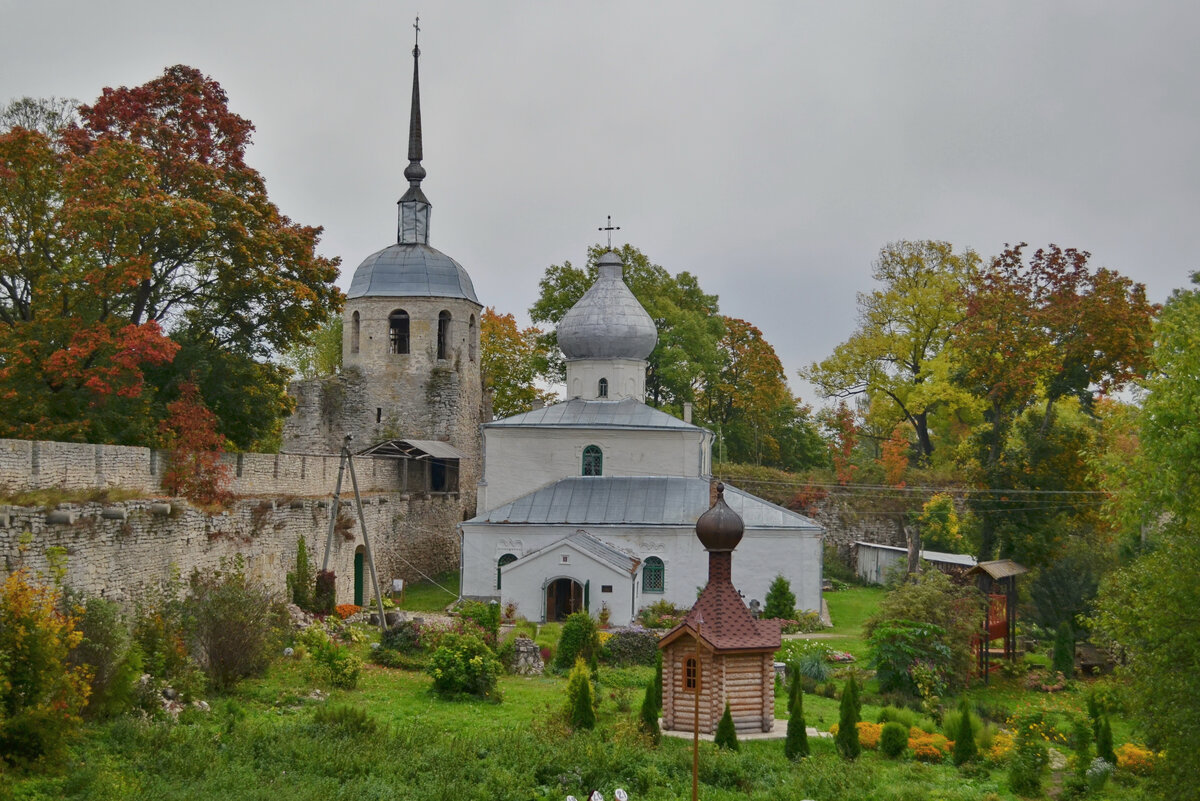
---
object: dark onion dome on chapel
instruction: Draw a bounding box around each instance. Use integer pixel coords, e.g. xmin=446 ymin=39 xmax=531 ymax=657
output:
xmin=346 ymin=27 xmax=478 ymax=304
xmin=695 ymin=483 xmax=744 ymax=552
xmin=556 ymin=250 xmax=657 ymax=360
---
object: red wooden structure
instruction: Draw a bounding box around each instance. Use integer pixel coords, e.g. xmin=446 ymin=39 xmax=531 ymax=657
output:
xmin=966 ymin=559 xmax=1028 ymax=683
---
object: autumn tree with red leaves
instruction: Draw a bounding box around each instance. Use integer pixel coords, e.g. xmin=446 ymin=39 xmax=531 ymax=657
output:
xmin=159 ymin=381 xmax=231 ymax=505
xmin=0 ymin=69 xmax=342 ymax=448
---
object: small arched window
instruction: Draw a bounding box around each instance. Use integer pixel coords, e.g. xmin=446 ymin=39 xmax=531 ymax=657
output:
xmin=351 ymin=311 xmax=360 ymax=354
xmin=497 ymin=552 xmax=517 ymax=590
xmin=684 ymin=656 xmax=697 ymax=690
xmin=597 ymin=377 xmax=608 ymax=398
xmin=437 ymin=310 xmax=451 ymax=360
xmin=582 ymin=445 xmax=603 ymax=476
xmin=469 ymin=315 xmax=477 ymax=363
xmin=389 ymin=309 xmax=410 ymax=354
xmin=643 ymin=556 xmax=665 ymax=593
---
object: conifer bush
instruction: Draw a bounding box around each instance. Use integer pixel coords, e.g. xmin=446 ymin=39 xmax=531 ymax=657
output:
xmin=1052 ymin=621 xmax=1075 ymax=677
xmin=1096 ymin=715 xmax=1116 ymax=765
xmin=763 ymin=574 xmax=796 ymax=620
xmin=1008 ymin=712 xmax=1050 ymax=795
xmin=785 ymin=668 xmax=809 ymax=760
xmin=952 ymin=697 xmax=978 ymax=765
xmin=714 ymin=701 xmax=739 ymax=751
xmin=288 ymin=537 xmax=313 ymax=610
xmin=313 ymin=570 xmax=336 ymax=615
xmin=640 ymin=678 xmax=660 ymax=742
xmin=880 ymin=721 xmax=909 ymax=758
xmin=836 ymin=676 xmax=861 ymax=760
xmin=565 ymin=657 xmax=596 ymax=730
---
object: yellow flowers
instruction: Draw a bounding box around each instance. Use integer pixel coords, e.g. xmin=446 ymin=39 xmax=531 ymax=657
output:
xmin=1115 ymin=743 xmax=1158 ymax=776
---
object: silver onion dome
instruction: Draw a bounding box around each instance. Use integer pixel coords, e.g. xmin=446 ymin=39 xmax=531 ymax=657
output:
xmin=556 ymin=251 xmax=657 ymax=360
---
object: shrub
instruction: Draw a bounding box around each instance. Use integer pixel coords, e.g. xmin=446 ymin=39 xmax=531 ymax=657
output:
xmin=785 ymin=669 xmax=809 ymax=760
xmin=0 ymin=568 xmax=91 ymax=768
xmin=780 ymin=610 xmax=823 ymax=634
xmin=638 ymin=599 xmax=685 ymax=629
xmin=868 ymin=619 xmax=952 ymax=698
xmin=68 ymin=594 xmax=140 ymax=718
xmin=823 ymin=543 xmax=857 ymax=585
xmin=864 ymin=569 xmax=983 ymax=693
xmin=910 ymin=732 xmax=951 ymax=762
xmin=565 ymin=658 xmax=596 ymax=730
xmin=313 ymin=570 xmax=336 ymax=615
xmin=836 ymin=677 xmax=861 ymax=760
xmin=763 ymin=574 xmax=796 ymax=620
xmin=714 ymin=701 xmax=739 ymax=751
xmin=184 ymin=557 xmax=286 ymax=691
xmin=288 ymin=537 xmax=313 ymax=610
xmin=553 ymin=612 xmax=601 ymax=673
xmin=1086 ymin=756 xmax=1113 ymax=790
xmin=857 ymin=721 xmax=882 ymax=749
xmin=639 ymin=678 xmax=660 ymax=741
xmin=602 ymin=628 xmax=659 ymax=666
xmin=1009 ymin=712 xmax=1050 ymax=795
xmin=987 ymin=731 xmax=1014 ymax=765
xmin=877 ymin=705 xmax=924 ymax=729
xmin=1115 ymin=743 xmax=1157 ymax=776
xmin=427 ymin=633 xmax=500 ymax=699
xmin=456 ymin=600 xmax=500 ymax=647
xmin=312 ymin=640 xmax=362 ymax=689
xmin=380 ymin=619 xmax=422 ymax=654
xmin=312 ymin=703 xmax=380 ymax=737
xmin=951 ymin=697 xmax=978 ymax=765
xmin=1052 ymin=621 xmax=1075 ymax=677
xmin=335 ymin=603 xmax=360 ymax=620
xmin=880 ymin=721 xmax=908 ymax=758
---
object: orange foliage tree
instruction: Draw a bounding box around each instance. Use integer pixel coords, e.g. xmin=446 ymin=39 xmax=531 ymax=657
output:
xmin=159 ymin=381 xmax=231 ymax=504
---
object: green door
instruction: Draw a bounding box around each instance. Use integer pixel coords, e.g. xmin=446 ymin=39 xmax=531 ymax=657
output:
xmin=354 ymin=549 xmax=364 ymax=606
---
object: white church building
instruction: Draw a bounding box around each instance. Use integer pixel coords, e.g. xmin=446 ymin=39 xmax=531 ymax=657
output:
xmin=460 ymin=250 xmax=824 ymax=625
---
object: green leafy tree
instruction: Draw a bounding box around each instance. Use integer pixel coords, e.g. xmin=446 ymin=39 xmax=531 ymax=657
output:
xmin=1093 ymin=273 xmax=1200 ymax=794
xmin=762 ymin=574 xmax=796 ymax=620
xmin=916 ymin=492 xmax=964 ymax=553
xmin=803 ymin=240 xmax=980 ymax=461
xmin=836 ymin=676 xmax=861 ymax=760
xmin=281 ymin=316 xmax=343 ymax=380
xmin=785 ymin=667 xmax=809 ymax=760
xmin=479 ymin=307 xmax=555 ymax=418
xmin=714 ymin=701 xmax=739 ymax=750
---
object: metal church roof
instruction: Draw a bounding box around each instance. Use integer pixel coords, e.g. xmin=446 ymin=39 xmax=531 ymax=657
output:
xmin=346 ymin=243 xmax=479 ymax=302
xmin=486 ymin=397 xmax=701 ymax=430
xmin=467 ymin=476 xmax=822 ymax=530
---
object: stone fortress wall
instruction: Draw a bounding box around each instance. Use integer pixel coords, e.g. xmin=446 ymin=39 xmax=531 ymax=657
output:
xmin=0 ymin=437 xmax=463 ymax=606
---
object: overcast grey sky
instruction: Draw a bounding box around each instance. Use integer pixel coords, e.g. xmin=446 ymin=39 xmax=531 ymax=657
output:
xmin=2 ymin=1 xmax=1197 ymax=404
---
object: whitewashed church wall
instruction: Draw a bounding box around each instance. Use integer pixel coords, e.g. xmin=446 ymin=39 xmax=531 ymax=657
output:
xmin=499 ymin=548 xmax=636 ymax=625
xmin=477 ymin=428 xmax=709 ymax=513
xmin=564 ymin=358 xmax=647 ymax=401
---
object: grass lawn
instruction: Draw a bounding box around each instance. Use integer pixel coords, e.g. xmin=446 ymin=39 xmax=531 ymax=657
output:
xmin=395 ymin=569 xmax=459 ymax=612
xmin=816 ymin=584 xmax=885 ymax=661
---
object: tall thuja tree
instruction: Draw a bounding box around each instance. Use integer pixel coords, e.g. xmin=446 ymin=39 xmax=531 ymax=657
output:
xmin=954 ymin=244 xmax=1155 ymax=559
xmin=785 ymin=666 xmax=809 ymax=760
xmin=1094 ymin=273 xmax=1200 ymax=794
xmin=836 ymin=676 xmax=861 ymax=759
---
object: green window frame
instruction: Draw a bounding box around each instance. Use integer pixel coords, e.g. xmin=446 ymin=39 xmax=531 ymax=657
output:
xmin=582 ymin=445 xmax=603 ymax=476
xmin=643 ymin=556 xmax=665 ymax=593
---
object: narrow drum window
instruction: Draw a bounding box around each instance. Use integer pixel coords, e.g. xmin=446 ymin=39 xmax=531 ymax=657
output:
xmin=351 ymin=311 xmax=360 ymax=354
xmin=582 ymin=445 xmax=603 ymax=476
xmin=685 ymin=656 xmax=697 ymax=690
xmin=437 ymin=310 xmax=451 ymax=360
xmin=389 ymin=309 xmax=410 ymax=354
xmin=597 ymin=377 xmax=608 ymax=398
xmin=497 ymin=553 xmax=517 ymax=590
xmin=468 ymin=315 xmax=477 ymax=363
xmin=643 ymin=556 xmax=665 ymax=593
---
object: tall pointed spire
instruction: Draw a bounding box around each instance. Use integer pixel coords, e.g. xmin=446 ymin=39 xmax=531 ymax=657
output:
xmin=398 ymin=16 xmax=431 ymax=244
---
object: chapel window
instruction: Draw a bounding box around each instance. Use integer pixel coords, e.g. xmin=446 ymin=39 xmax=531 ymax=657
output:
xmin=643 ymin=556 xmax=665 ymax=593
xmin=597 ymin=377 xmax=608 ymax=398
xmin=351 ymin=311 xmax=360 ymax=354
xmin=684 ymin=656 xmax=697 ymax=690
xmin=497 ymin=553 xmax=517 ymax=590
xmin=582 ymin=445 xmax=603 ymax=477
xmin=389 ymin=310 xmax=410 ymax=354
xmin=437 ymin=311 xmax=451 ymax=360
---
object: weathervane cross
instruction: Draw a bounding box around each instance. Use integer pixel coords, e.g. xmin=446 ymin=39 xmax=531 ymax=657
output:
xmin=598 ymin=215 xmax=620 ymax=249
xmin=413 ymin=15 xmax=420 ymax=55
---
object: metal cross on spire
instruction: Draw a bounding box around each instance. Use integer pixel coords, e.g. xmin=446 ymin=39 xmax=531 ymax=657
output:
xmin=413 ymin=15 xmax=420 ymax=56
xmin=598 ymin=215 xmax=620 ymax=249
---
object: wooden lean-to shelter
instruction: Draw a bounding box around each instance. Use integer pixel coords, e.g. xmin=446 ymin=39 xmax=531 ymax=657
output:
xmin=967 ymin=559 xmax=1028 ymax=682
xmin=658 ymin=483 xmax=782 ymax=734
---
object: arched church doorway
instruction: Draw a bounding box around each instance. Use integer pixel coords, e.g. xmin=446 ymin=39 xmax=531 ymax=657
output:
xmin=354 ymin=547 xmax=365 ymax=606
xmin=545 ymin=577 xmax=584 ymax=622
